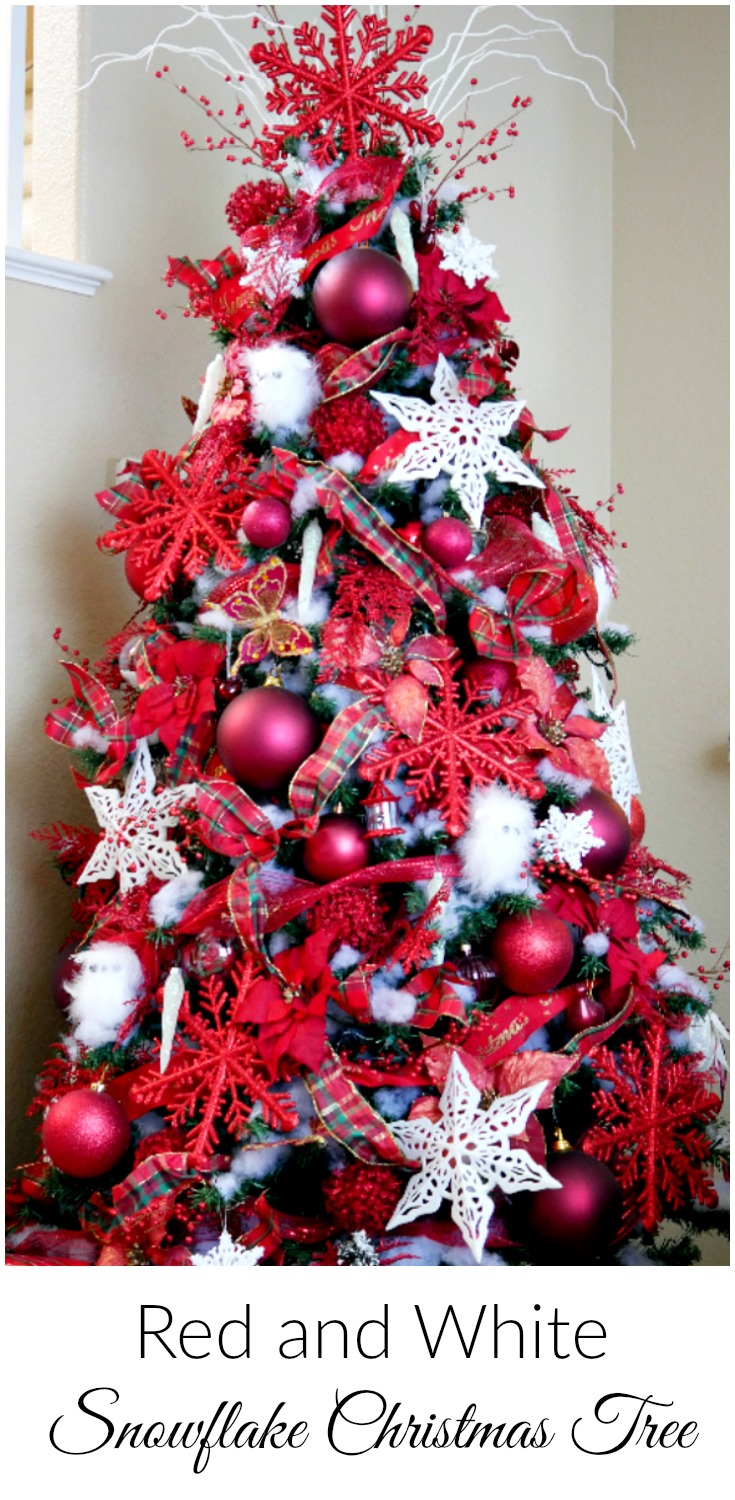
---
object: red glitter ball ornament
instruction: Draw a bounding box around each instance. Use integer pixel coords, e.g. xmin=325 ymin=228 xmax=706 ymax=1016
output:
xmin=124 ymin=541 xmax=153 ymax=598
xmin=42 ymin=1089 xmax=131 ymax=1178
xmin=216 ymin=685 xmax=321 ymax=793
xmin=323 ymin=1162 xmax=405 ymax=1233
xmin=242 ymin=496 xmax=291 ymax=549
xmin=422 ymin=517 xmax=473 ymax=569
xmin=312 ymin=248 xmax=413 ymax=347
xmin=397 ymin=520 xmax=423 ymax=547
xmin=514 ymin=1146 xmax=621 ymax=1261
xmin=490 ymin=910 xmax=574 ymax=995
xmin=461 ymin=657 xmax=512 ymax=700
xmin=303 ymin=814 xmax=370 ymax=883
xmin=574 ymin=788 xmax=631 ymax=878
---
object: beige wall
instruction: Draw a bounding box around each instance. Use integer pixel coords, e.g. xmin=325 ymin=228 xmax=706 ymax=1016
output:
xmin=6 ymin=5 xmax=728 ymax=1263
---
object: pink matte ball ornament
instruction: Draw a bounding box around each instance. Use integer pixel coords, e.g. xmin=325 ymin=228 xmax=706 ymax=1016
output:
xmin=242 ymin=496 xmax=291 ymax=549
xmin=216 ymin=685 xmax=321 ymax=794
xmin=422 ymin=517 xmax=473 ymax=569
xmin=312 ymin=248 xmax=414 ymax=348
xmin=42 ymin=1089 xmax=131 ymax=1178
xmin=490 ymin=910 xmax=574 ymax=995
xmin=515 ymin=1148 xmax=622 ymax=1261
xmin=574 ymin=788 xmax=631 ymax=878
xmin=303 ymin=814 xmax=370 ymax=883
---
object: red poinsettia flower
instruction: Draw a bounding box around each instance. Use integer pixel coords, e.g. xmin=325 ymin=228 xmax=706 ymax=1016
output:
xmin=516 ymin=656 xmax=610 ymax=786
xmin=348 ymin=618 xmax=455 ymax=742
xmin=233 ymin=930 xmax=336 ymax=1079
xmin=409 ymin=246 xmax=509 ymax=363
xmin=132 ymin=638 xmax=223 ymax=752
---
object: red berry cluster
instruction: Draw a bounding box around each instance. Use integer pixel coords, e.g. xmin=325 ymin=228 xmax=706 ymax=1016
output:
xmin=323 ymin=1162 xmax=404 ymax=1233
xmin=312 ymin=390 xmax=387 ymax=463
xmin=226 ymin=179 xmax=291 ymax=239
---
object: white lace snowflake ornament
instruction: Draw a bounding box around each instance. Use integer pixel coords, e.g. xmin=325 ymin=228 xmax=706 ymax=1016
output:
xmin=373 ymin=355 xmax=544 ymax=528
xmin=191 ymin=1230 xmax=264 ymax=1268
xmin=436 ymin=223 xmax=499 ymax=288
xmin=386 ymin=1051 xmax=560 ymax=1262
xmin=535 ymin=804 xmax=605 ymax=872
xmin=590 ymin=668 xmax=641 ymax=815
xmin=78 ymin=740 xmax=196 ymax=894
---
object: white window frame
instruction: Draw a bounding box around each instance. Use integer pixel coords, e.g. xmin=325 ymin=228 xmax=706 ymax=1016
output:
xmin=5 ymin=5 xmax=112 ymax=295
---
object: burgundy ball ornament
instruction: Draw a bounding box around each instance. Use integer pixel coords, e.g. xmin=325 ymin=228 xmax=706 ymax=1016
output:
xmin=574 ymin=788 xmax=631 ymax=878
xmin=566 ymin=985 xmax=606 ymax=1036
xmin=515 ymin=1143 xmax=622 ymax=1261
xmin=312 ymin=248 xmax=414 ymax=348
xmin=42 ymin=1089 xmax=131 ymax=1178
xmin=490 ymin=910 xmax=574 ymax=995
xmin=216 ymin=685 xmax=321 ymax=794
xmin=422 ymin=517 xmax=473 ymax=569
xmin=214 ymin=672 xmax=243 ymax=707
xmin=242 ymin=496 xmax=291 ymax=549
xmin=303 ymin=814 xmax=370 ymax=883
xmin=51 ymin=944 xmax=79 ymax=1013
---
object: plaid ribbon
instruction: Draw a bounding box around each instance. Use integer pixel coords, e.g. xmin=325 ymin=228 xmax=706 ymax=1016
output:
xmin=336 ymin=967 xmax=375 ymax=1023
xmin=196 ymin=776 xmax=279 ymax=860
xmin=110 ymin=1152 xmax=195 ymax=1221
xmin=289 ymin=699 xmax=384 ymax=821
xmin=321 ymin=328 xmax=408 ymax=402
xmin=406 ymin=967 xmax=468 ymax=1029
xmin=165 ymin=716 xmax=215 ymax=786
xmin=45 ymin=661 xmax=134 ymax=783
xmin=305 ymin=1046 xmax=409 ymax=1165
xmin=228 ymin=861 xmax=270 ymax=957
xmin=276 ymin=453 xmax=447 ymax=625
xmin=542 ymin=486 xmax=592 ymax=573
xmin=506 ymin=561 xmax=593 ymax=633
xmin=468 ymin=603 xmax=528 ymax=663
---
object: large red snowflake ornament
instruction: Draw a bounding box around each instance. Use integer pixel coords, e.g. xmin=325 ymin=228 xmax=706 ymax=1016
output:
xmin=583 ymin=1026 xmax=721 ymax=1232
xmin=251 ymin=6 xmax=443 ymax=166
xmin=134 ymin=969 xmax=299 ymax=1164
xmin=360 ymin=655 xmax=544 ymax=837
xmin=97 ymin=436 xmax=253 ymax=601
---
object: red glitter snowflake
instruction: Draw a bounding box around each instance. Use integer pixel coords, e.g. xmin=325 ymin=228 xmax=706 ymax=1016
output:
xmin=360 ymin=656 xmax=543 ymax=836
xmin=135 ymin=969 xmax=299 ymax=1164
xmin=584 ymin=1026 xmax=721 ymax=1232
xmin=251 ymin=6 xmax=443 ymax=166
xmin=97 ymin=435 xmax=254 ymax=601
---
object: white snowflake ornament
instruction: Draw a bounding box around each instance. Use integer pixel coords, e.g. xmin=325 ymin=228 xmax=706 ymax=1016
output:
xmin=191 ymin=1230 xmax=264 ymax=1268
xmin=535 ymin=804 xmax=605 ymax=872
xmin=78 ymin=741 xmax=196 ymax=894
xmin=436 ymin=223 xmax=499 ymax=288
xmin=590 ymin=668 xmax=641 ymax=816
xmin=373 ymin=355 xmax=544 ymax=529
xmin=386 ymin=1051 xmax=560 ymax=1262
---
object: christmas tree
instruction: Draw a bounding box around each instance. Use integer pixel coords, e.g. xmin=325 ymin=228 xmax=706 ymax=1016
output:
xmin=7 ymin=6 xmax=728 ymax=1268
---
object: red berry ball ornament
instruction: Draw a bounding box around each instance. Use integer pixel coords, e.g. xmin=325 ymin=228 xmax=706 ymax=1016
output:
xmin=323 ymin=1162 xmax=405 ymax=1233
xmin=574 ymin=788 xmax=631 ymax=878
xmin=42 ymin=1089 xmax=131 ymax=1178
xmin=242 ymin=496 xmax=291 ymax=549
xmin=422 ymin=517 xmax=473 ymax=569
xmin=216 ymin=685 xmax=321 ymax=794
xmin=491 ymin=910 xmax=574 ymax=995
xmin=303 ymin=814 xmax=370 ymax=883
xmin=312 ymin=248 xmax=414 ymax=347
xmin=515 ymin=1139 xmax=621 ymax=1261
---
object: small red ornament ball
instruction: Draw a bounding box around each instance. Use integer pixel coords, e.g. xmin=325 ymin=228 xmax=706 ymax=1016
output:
xmin=312 ymin=248 xmax=414 ymax=348
xmin=42 ymin=1090 xmax=131 ymax=1178
xmin=216 ymin=685 xmax=321 ymax=794
xmin=491 ymin=910 xmax=574 ymax=995
xmin=242 ymin=496 xmax=291 ymax=549
xmin=303 ymin=814 xmax=370 ymax=883
xmin=515 ymin=1150 xmax=622 ymax=1261
xmin=124 ymin=543 xmax=151 ymax=598
xmin=422 ymin=517 xmax=473 ymax=569
xmin=51 ymin=945 xmax=79 ymax=1013
xmin=397 ymin=519 xmax=423 ymax=547
xmin=462 ymin=657 xmax=512 ymax=700
xmin=574 ymin=788 xmax=631 ymax=878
